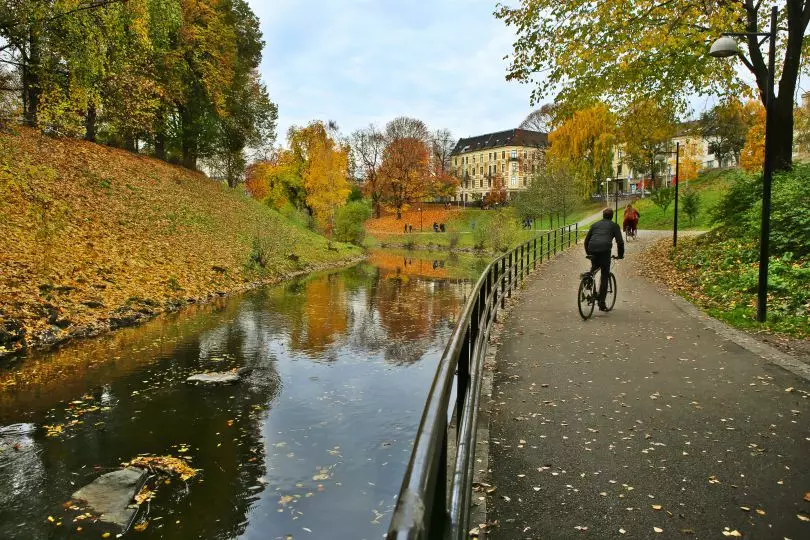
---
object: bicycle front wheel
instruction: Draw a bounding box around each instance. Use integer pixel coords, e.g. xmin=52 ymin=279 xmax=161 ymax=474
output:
xmin=604 ymin=272 xmax=618 ymax=311
xmin=577 ymin=277 xmax=595 ymax=320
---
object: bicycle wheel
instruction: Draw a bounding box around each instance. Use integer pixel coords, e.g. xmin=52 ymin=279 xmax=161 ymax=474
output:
xmin=604 ymin=272 xmax=618 ymax=311
xmin=577 ymin=276 xmax=595 ymax=320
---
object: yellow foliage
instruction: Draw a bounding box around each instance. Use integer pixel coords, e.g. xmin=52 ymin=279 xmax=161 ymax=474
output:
xmin=303 ymin=139 xmax=350 ymax=235
xmin=547 ymin=103 xmax=616 ymax=198
xmin=677 ymin=140 xmax=701 ymax=182
xmin=740 ymin=103 xmax=766 ymax=172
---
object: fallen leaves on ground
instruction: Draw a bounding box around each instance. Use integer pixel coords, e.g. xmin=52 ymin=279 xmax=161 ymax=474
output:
xmin=124 ymin=455 xmax=198 ymax=481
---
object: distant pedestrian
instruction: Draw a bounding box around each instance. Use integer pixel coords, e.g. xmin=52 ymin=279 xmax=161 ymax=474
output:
xmin=433 ymin=222 xmax=439 ymax=232
xmin=404 ymin=223 xmax=408 ymax=233
xmin=439 ymin=223 xmax=446 ymax=232
xmin=409 ymin=224 xmax=413 ymax=233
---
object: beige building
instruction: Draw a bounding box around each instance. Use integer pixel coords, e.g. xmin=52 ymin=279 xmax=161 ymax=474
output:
xmin=610 ymin=123 xmax=723 ymax=194
xmin=450 ymin=129 xmax=547 ymax=203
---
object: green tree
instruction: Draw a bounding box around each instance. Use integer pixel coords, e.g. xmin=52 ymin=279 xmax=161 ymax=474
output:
xmin=496 ymin=0 xmax=810 ymax=171
xmin=334 ymin=200 xmax=372 ymax=245
xmin=620 ymin=99 xmax=677 ymax=188
xmin=681 ymin=186 xmax=701 ymax=224
xmin=651 ymin=187 xmax=674 ymax=214
xmin=700 ymin=99 xmax=755 ymax=167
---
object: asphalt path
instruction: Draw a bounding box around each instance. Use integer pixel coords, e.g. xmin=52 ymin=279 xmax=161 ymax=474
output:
xmin=486 ymin=233 xmax=810 ymax=539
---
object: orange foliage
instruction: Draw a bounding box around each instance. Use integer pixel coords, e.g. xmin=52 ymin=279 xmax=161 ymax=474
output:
xmin=367 ymin=252 xmax=451 ymax=279
xmin=379 ymin=137 xmax=431 ymax=217
xmin=365 ymin=207 xmax=461 ymax=234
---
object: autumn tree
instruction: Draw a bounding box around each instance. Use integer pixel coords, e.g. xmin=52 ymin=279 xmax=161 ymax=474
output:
xmin=483 ymin=175 xmax=507 ymax=207
xmin=546 ymin=103 xmax=615 ymax=198
xmin=741 ymin=103 xmax=766 ymax=172
xmin=620 ymin=99 xmax=677 ymax=188
xmin=677 ymin=140 xmax=702 ymax=183
xmin=379 ymin=137 xmax=430 ymax=219
xmin=496 ymin=0 xmax=809 ymax=171
xmin=350 ymin=124 xmax=386 ymax=217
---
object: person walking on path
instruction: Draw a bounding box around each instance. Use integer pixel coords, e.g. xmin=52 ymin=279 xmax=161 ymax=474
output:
xmin=584 ymin=208 xmax=624 ymax=310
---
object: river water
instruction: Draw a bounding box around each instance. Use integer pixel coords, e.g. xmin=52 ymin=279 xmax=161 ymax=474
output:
xmin=0 ymin=250 xmax=488 ymax=540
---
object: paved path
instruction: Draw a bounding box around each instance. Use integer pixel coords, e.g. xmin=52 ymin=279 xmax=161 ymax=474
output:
xmin=484 ymin=233 xmax=810 ymax=539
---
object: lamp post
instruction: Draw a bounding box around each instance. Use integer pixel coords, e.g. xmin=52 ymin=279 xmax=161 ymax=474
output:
xmin=656 ymin=141 xmax=681 ymax=247
xmin=709 ymin=5 xmax=776 ymax=323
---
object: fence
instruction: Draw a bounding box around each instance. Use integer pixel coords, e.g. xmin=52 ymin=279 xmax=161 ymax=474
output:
xmin=387 ymin=223 xmax=579 ymax=539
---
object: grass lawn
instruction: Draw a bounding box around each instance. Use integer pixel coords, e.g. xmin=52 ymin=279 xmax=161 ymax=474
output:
xmin=632 ymin=168 xmax=735 ymax=230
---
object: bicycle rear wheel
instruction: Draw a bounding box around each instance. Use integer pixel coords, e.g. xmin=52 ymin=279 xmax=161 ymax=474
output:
xmin=604 ymin=272 xmax=618 ymax=311
xmin=577 ymin=276 xmax=595 ymax=319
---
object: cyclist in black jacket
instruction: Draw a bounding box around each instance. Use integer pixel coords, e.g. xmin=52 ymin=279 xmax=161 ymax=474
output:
xmin=584 ymin=208 xmax=625 ymax=311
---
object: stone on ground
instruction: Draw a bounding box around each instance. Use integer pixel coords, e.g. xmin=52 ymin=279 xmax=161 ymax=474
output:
xmin=186 ymin=371 xmax=240 ymax=384
xmin=71 ymin=467 xmax=146 ymax=528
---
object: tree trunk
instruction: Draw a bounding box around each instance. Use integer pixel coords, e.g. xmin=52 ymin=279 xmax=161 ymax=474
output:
xmin=771 ymin=94 xmax=794 ymax=171
xmin=179 ymin=105 xmax=197 ymax=170
xmin=84 ymin=103 xmax=97 ymax=142
xmin=155 ymin=132 xmax=166 ymax=160
xmin=23 ymin=28 xmax=40 ymax=126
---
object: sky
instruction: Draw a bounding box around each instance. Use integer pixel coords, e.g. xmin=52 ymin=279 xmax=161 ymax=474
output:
xmin=248 ymin=0 xmax=537 ymax=143
xmin=247 ymin=0 xmax=808 ymax=147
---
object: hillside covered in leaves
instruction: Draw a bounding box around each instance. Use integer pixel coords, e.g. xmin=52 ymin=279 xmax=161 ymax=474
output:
xmin=0 ymin=128 xmax=361 ymax=356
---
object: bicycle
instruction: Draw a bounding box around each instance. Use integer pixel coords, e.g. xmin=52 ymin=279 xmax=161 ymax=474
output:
xmin=577 ymin=255 xmax=618 ymax=320
xmin=623 ymin=219 xmax=638 ymax=241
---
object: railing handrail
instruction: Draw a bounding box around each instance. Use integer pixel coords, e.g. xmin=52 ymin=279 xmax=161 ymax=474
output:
xmin=387 ymin=223 xmax=579 ymax=539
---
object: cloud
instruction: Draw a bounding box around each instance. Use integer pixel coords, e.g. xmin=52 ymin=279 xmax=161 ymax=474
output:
xmin=247 ymin=0 xmax=536 ymax=143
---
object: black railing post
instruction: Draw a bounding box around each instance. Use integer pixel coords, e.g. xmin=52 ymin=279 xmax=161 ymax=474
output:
xmin=500 ymin=257 xmax=506 ymax=309
xmin=554 ymin=228 xmax=557 ymax=254
xmin=575 ymin=222 xmax=579 ymax=244
xmin=546 ymin=232 xmax=551 ymax=261
xmin=533 ymin=238 xmax=537 ymax=270
xmin=519 ymin=244 xmax=524 ymax=281
xmin=492 ymin=263 xmax=498 ymax=323
xmin=507 ymin=251 xmax=512 ymax=298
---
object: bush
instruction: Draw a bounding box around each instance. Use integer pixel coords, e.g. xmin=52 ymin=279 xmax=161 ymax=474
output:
xmin=334 ymin=200 xmax=372 ymax=245
xmin=476 ymin=210 xmax=520 ymax=253
xmin=711 ymin=165 xmax=810 ymax=256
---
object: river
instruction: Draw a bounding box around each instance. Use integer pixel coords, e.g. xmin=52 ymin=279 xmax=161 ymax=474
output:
xmin=0 ymin=250 xmax=489 ymax=540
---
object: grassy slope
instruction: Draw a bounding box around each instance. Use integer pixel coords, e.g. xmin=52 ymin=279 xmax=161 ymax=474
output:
xmin=0 ymin=128 xmax=361 ymax=353
xmin=632 ymin=169 xmax=734 ymax=230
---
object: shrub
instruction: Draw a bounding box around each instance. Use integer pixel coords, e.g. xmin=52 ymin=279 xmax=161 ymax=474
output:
xmin=681 ymin=187 xmax=701 ymax=225
xmin=650 ymin=187 xmax=674 ymax=213
xmin=448 ymin=230 xmax=460 ymax=248
xmin=474 ymin=210 xmax=521 ymax=253
xmin=334 ymin=200 xmax=372 ymax=245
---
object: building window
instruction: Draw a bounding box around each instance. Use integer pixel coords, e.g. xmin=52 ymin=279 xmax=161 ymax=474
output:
xmin=473 ymin=156 xmax=476 ymax=164
xmin=489 ymin=152 xmax=492 ymax=160
xmin=502 ymin=151 xmax=505 ymax=159
xmin=511 ymin=162 xmax=518 ymax=173
xmin=510 ymin=175 xmax=517 ymax=186
xmin=523 ymin=177 xmax=527 ymax=186
xmin=488 ymin=177 xmax=492 ymax=188
xmin=511 ymin=150 xmax=517 ymax=159
xmin=501 ymin=163 xmax=505 ymax=173
xmin=464 ymin=156 xmax=468 ymax=164
xmin=523 ymin=150 xmax=527 ymax=159
xmin=480 ymin=167 xmax=483 ymax=175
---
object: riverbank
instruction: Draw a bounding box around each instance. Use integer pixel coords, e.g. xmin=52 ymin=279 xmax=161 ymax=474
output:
xmin=0 ymin=128 xmax=362 ymax=357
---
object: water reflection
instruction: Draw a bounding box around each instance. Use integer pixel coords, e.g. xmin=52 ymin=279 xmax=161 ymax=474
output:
xmin=0 ymin=250 xmax=485 ymax=539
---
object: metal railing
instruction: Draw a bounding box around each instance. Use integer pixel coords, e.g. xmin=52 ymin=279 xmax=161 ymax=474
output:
xmin=387 ymin=223 xmax=579 ymax=539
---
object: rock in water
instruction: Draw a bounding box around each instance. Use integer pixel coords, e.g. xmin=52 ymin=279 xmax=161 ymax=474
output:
xmin=186 ymin=371 xmax=240 ymax=384
xmin=71 ymin=468 xmax=146 ymax=528
xmin=0 ymin=423 xmax=36 ymax=436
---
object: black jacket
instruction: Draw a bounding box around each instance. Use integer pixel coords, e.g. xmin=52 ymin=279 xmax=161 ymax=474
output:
xmin=584 ymin=218 xmax=625 ymax=257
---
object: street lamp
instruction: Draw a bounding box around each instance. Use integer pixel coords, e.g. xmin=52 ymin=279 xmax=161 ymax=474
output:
xmin=602 ymin=178 xmax=620 ymax=223
xmin=709 ymin=5 xmax=776 ymax=323
xmin=656 ymin=141 xmax=680 ymax=247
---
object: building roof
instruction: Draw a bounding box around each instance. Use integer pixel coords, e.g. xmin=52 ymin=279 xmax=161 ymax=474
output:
xmin=450 ymin=129 xmax=548 ymax=156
